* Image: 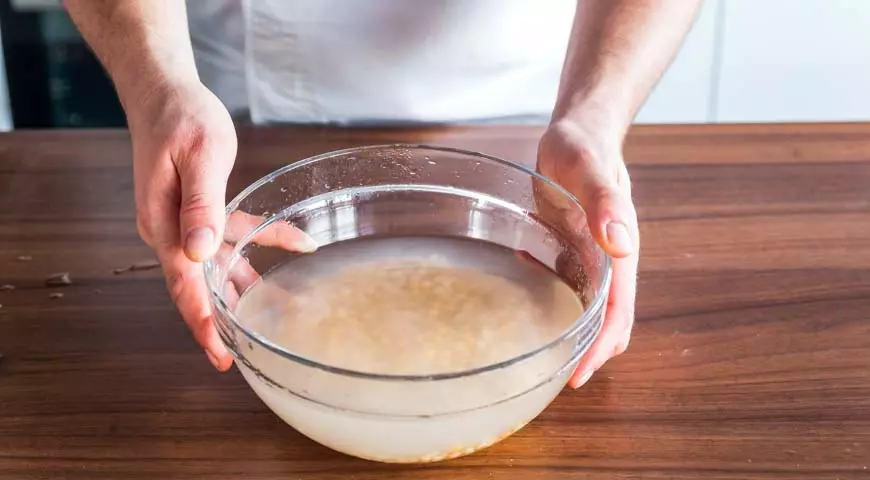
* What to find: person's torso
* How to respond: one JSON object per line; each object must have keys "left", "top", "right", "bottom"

{"left": 187, "top": 0, "right": 575, "bottom": 125}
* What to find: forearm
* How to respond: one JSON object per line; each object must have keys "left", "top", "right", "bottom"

{"left": 553, "top": 0, "right": 702, "bottom": 137}
{"left": 64, "top": 0, "right": 198, "bottom": 118}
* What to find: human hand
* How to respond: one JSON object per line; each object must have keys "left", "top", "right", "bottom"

{"left": 536, "top": 119, "right": 639, "bottom": 388}
{"left": 128, "top": 82, "right": 319, "bottom": 371}
{"left": 127, "top": 80, "right": 240, "bottom": 371}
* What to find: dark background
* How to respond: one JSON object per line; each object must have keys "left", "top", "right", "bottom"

{"left": 0, "top": 0, "right": 125, "bottom": 128}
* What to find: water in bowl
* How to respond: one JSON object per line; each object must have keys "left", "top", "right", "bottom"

{"left": 225, "top": 184, "right": 596, "bottom": 462}
{"left": 235, "top": 235, "right": 584, "bottom": 376}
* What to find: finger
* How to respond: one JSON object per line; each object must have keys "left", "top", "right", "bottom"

{"left": 514, "top": 249, "right": 549, "bottom": 271}
{"left": 568, "top": 251, "right": 638, "bottom": 388}
{"left": 225, "top": 211, "right": 318, "bottom": 252}
{"left": 222, "top": 280, "right": 241, "bottom": 312}
{"left": 176, "top": 132, "right": 237, "bottom": 263}
{"left": 160, "top": 247, "right": 234, "bottom": 371}
{"left": 214, "top": 242, "right": 261, "bottom": 297}
{"left": 562, "top": 161, "right": 638, "bottom": 259}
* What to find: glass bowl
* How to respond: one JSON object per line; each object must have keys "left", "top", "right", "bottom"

{"left": 204, "top": 144, "right": 611, "bottom": 463}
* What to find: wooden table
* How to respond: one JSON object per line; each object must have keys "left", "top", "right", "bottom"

{"left": 1, "top": 124, "right": 869, "bottom": 479}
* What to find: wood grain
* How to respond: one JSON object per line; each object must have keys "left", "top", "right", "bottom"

{"left": 1, "top": 124, "right": 869, "bottom": 479}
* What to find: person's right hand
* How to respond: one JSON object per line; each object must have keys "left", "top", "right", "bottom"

{"left": 127, "top": 80, "right": 238, "bottom": 371}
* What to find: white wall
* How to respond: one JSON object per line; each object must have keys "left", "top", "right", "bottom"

{"left": 635, "top": 0, "right": 721, "bottom": 123}
{"left": 637, "top": 0, "right": 870, "bottom": 124}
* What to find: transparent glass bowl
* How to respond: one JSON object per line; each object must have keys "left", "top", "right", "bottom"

{"left": 204, "top": 145, "right": 611, "bottom": 463}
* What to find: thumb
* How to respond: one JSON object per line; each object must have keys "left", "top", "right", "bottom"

{"left": 177, "top": 142, "right": 233, "bottom": 263}
{"left": 570, "top": 162, "right": 638, "bottom": 259}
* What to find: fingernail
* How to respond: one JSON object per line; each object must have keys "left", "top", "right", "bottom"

{"left": 185, "top": 227, "right": 216, "bottom": 262}
{"left": 605, "top": 221, "right": 634, "bottom": 255}
{"left": 572, "top": 370, "right": 594, "bottom": 389}
{"left": 298, "top": 233, "right": 319, "bottom": 253}
{"left": 205, "top": 349, "right": 221, "bottom": 369}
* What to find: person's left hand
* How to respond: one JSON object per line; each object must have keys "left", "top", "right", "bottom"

{"left": 536, "top": 119, "right": 640, "bottom": 389}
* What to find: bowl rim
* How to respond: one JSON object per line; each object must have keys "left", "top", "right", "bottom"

{"left": 204, "top": 143, "right": 613, "bottom": 382}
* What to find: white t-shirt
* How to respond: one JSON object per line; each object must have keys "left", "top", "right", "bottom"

{"left": 186, "top": 0, "right": 575, "bottom": 125}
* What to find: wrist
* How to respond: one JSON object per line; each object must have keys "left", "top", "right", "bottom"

{"left": 111, "top": 46, "right": 200, "bottom": 126}
{"left": 546, "top": 111, "right": 627, "bottom": 158}
{"left": 550, "top": 85, "right": 633, "bottom": 143}
{"left": 122, "top": 74, "right": 202, "bottom": 131}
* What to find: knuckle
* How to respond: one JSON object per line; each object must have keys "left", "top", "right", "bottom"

{"left": 589, "top": 182, "right": 622, "bottom": 206}
{"left": 136, "top": 199, "right": 168, "bottom": 236}
{"left": 169, "top": 114, "right": 206, "bottom": 141}
{"left": 135, "top": 216, "right": 153, "bottom": 246}
{"left": 179, "top": 191, "right": 213, "bottom": 219}
{"left": 172, "top": 117, "right": 232, "bottom": 159}
{"left": 169, "top": 123, "right": 209, "bottom": 161}
{"left": 589, "top": 181, "right": 638, "bottom": 223}
{"left": 135, "top": 201, "right": 161, "bottom": 237}
{"left": 613, "top": 336, "right": 630, "bottom": 357}
{"left": 160, "top": 115, "right": 211, "bottom": 154}
{"left": 164, "top": 269, "right": 187, "bottom": 304}
{"left": 135, "top": 192, "right": 179, "bottom": 251}
{"left": 181, "top": 121, "right": 210, "bottom": 153}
